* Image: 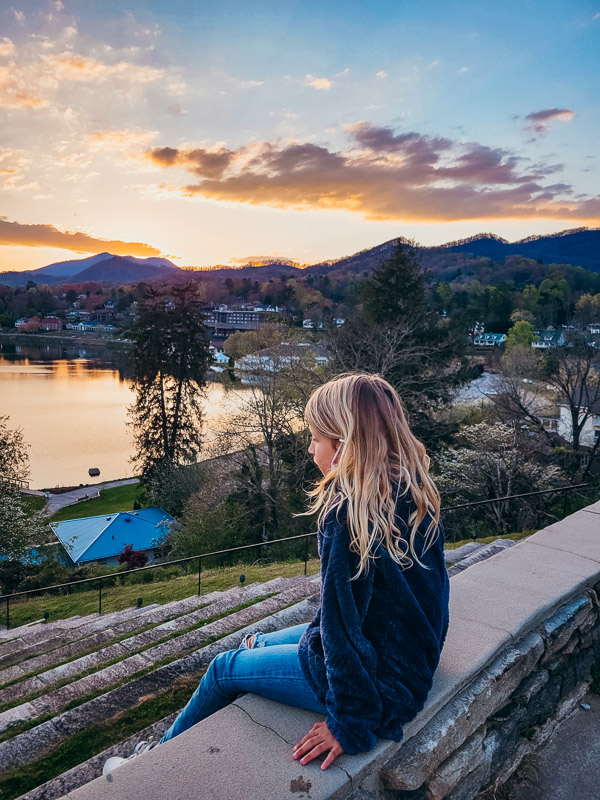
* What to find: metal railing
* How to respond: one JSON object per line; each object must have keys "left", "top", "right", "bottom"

{"left": 0, "top": 482, "right": 592, "bottom": 630}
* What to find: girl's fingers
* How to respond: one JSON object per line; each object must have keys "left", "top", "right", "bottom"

{"left": 298, "top": 742, "right": 328, "bottom": 765}
{"left": 293, "top": 734, "right": 320, "bottom": 757}
{"left": 320, "top": 747, "right": 340, "bottom": 770}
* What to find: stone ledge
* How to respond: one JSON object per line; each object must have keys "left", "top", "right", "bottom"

{"left": 54, "top": 502, "right": 600, "bottom": 800}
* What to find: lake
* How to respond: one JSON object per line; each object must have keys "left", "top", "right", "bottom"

{"left": 0, "top": 341, "right": 247, "bottom": 489}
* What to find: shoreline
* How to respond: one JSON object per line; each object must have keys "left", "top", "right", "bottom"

{"left": 0, "top": 330, "right": 132, "bottom": 349}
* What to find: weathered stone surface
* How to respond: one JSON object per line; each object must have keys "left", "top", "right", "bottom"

{"left": 0, "top": 719, "right": 63, "bottom": 773}
{"left": 0, "top": 673, "right": 45, "bottom": 706}
{"left": 444, "top": 542, "right": 483, "bottom": 565}
{"left": 381, "top": 633, "right": 544, "bottom": 791}
{"left": 426, "top": 727, "right": 486, "bottom": 799}
{"left": 513, "top": 668, "right": 549, "bottom": 705}
{"left": 541, "top": 596, "right": 594, "bottom": 661}
{"left": 30, "top": 653, "right": 151, "bottom": 715}
{"left": 447, "top": 539, "right": 515, "bottom": 577}
{"left": 0, "top": 594, "right": 319, "bottom": 771}
{"left": 0, "top": 699, "right": 38, "bottom": 733}
{"left": 0, "top": 635, "right": 68, "bottom": 669}
{"left": 66, "top": 700, "right": 351, "bottom": 800}
{"left": 0, "top": 663, "right": 27, "bottom": 686}
{"left": 7, "top": 630, "right": 115, "bottom": 680}
{"left": 36, "top": 643, "right": 130, "bottom": 685}
{"left": 446, "top": 760, "right": 491, "bottom": 800}
{"left": 521, "top": 672, "right": 562, "bottom": 730}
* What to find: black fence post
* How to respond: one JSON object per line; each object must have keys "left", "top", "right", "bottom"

{"left": 6, "top": 597, "right": 9, "bottom": 631}
{"left": 197, "top": 557, "right": 202, "bottom": 596}
{"left": 98, "top": 578, "right": 102, "bottom": 616}
{"left": 304, "top": 535, "right": 309, "bottom": 576}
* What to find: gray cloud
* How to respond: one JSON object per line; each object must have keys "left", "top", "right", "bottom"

{"left": 145, "top": 123, "right": 599, "bottom": 223}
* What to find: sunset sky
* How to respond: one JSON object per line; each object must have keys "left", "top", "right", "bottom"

{"left": 1, "top": 0, "right": 599, "bottom": 272}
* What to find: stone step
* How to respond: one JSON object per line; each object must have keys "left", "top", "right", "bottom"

{"left": 0, "top": 577, "right": 320, "bottom": 735}
{"left": 444, "top": 541, "right": 485, "bottom": 565}
{"left": 0, "top": 576, "right": 312, "bottom": 688}
{"left": 447, "top": 538, "right": 516, "bottom": 576}
{"left": 0, "top": 605, "right": 161, "bottom": 669}
{"left": 0, "top": 572, "right": 315, "bottom": 669}
{"left": 0, "top": 575, "right": 313, "bottom": 708}
{"left": 0, "top": 592, "right": 320, "bottom": 775}
{"left": 0, "top": 584, "right": 253, "bottom": 685}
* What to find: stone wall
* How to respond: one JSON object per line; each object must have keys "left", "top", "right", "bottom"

{"left": 62, "top": 501, "right": 600, "bottom": 800}
{"left": 378, "top": 590, "right": 599, "bottom": 799}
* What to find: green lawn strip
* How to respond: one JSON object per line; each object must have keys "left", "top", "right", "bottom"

{"left": 444, "top": 530, "right": 534, "bottom": 550}
{"left": 8, "top": 559, "right": 320, "bottom": 628}
{"left": 47, "top": 484, "right": 145, "bottom": 523}
{"left": 0, "top": 595, "right": 273, "bottom": 712}
{"left": 0, "top": 673, "right": 203, "bottom": 800}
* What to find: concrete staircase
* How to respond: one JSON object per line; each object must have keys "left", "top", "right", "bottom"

{"left": 0, "top": 540, "right": 515, "bottom": 800}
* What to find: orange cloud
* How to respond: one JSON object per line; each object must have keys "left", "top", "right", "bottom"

{"left": 0, "top": 218, "right": 162, "bottom": 257}
{"left": 145, "top": 124, "right": 600, "bottom": 223}
{"left": 88, "top": 128, "right": 159, "bottom": 151}
{"left": 305, "top": 74, "right": 332, "bottom": 90}
{"left": 0, "top": 38, "right": 15, "bottom": 57}
{"left": 0, "top": 64, "right": 49, "bottom": 108}
{"left": 46, "top": 52, "right": 164, "bottom": 83}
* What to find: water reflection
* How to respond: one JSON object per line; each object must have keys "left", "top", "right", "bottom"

{"left": 0, "top": 341, "right": 134, "bottom": 382}
{"left": 0, "top": 342, "right": 243, "bottom": 490}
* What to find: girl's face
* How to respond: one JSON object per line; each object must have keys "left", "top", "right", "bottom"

{"left": 307, "top": 423, "right": 342, "bottom": 475}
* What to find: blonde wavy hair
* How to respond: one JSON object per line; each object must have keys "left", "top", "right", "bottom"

{"left": 303, "top": 372, "right": 441, "bottom": 577}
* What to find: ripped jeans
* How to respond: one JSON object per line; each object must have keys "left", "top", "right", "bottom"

{"left": 159, "top": 623, "right": 326, "bottom": 743}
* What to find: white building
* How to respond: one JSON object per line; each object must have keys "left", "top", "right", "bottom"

{"left": 557, "top": 390, "right": 600, "bottom": 447}
{"left": 235, "top": 342, "right": 330, "bottom": 384}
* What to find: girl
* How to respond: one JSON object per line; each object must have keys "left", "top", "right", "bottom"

{"left": 104, "top": 372, "right": 449, "bottom": 773}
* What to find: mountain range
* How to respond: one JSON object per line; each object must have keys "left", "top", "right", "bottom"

{"left": 0, "top": 253, "right": 181, "bottom": 287}
{"left": 0, "top": 227, "right": 598, "bottom": 287}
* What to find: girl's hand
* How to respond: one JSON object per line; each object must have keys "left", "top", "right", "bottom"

{"left": 292, "top": 721, "right": 344, "bottom": 770}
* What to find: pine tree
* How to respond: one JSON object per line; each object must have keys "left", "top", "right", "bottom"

{"left": 129, "top": 283, "right": 212, "bottom": 482}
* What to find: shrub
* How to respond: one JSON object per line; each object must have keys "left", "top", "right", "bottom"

{"left": 117, "top": 544, "right": 148, "bottom": 570}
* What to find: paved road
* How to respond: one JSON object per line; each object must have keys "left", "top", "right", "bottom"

{"left": 44, "top": 478, "right": 140, "bottom": 514}
{"left": 505, "top": 692, "right": 600, "bottom": 800}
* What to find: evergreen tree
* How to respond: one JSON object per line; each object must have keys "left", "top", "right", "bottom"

{"left": 129, "top": 283, "right": 212, "bottom": 483}
{"left": 327, "top": 241, "right": 466, "bottom": 449}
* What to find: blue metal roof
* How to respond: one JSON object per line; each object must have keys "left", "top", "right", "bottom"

{"left": 50, "top": 507, "right": 174, "bottom": 563}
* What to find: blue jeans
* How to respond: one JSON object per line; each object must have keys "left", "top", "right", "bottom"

{"left": 159, "top": 623, "right": 326, "bottom": 743}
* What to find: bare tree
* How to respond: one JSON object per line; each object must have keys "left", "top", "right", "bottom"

{"left": 209, "top": 347, "right": 324, "bottom": 540}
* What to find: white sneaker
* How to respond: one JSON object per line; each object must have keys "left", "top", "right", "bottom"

{"left": 102, "top": 739, "right": 158, "bottom": 775}
{"left": 103, "top": 756, "right": 129, "bottom": 775}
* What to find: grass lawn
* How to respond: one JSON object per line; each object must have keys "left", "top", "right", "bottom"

{"left": 48, "top": 483, "right": 144, "bottom": 523}
{"left": 21, "top": 495, "right": 46, "bottom": 514}
{"left": 5, "top": 558, "right": 321, "bottom": 628}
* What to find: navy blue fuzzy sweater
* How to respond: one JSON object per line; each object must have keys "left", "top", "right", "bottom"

{"left": 297, "top": 491, "right": 449, "bottom": 755}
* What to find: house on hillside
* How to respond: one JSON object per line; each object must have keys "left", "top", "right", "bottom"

{"left": 473, "top": 333, "right": 506, "bottom": 347}
{"left": 39, "top": 316, "right": 62, "bottom": 331}
{"left": 50, "top": 508, "right": 175, "bottom": 567}
{"left": 235, "top": 342, "right": 330, "bottom": 384}
{"left": 531, "top": 329, "right": 565, "bottom": 349}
